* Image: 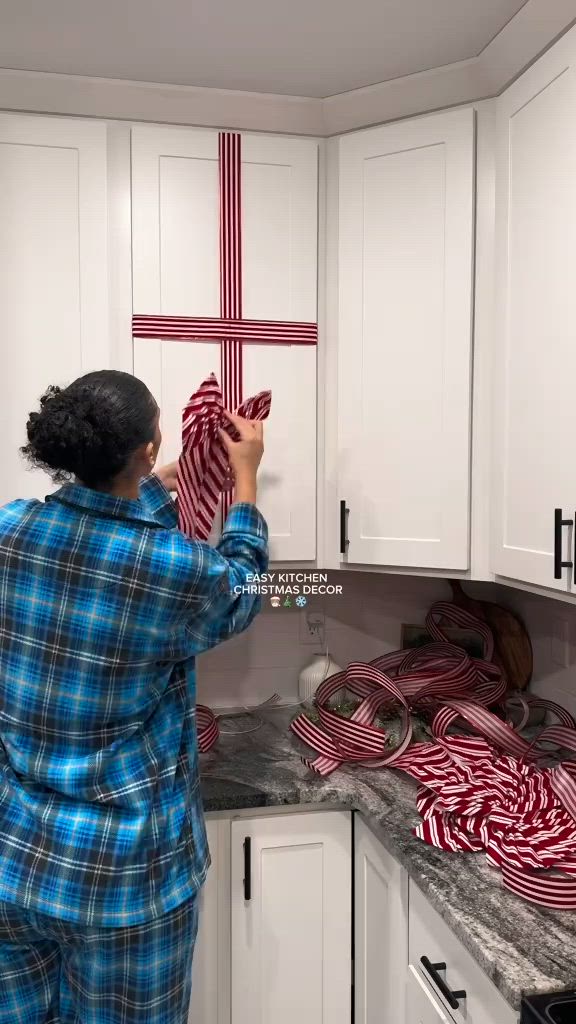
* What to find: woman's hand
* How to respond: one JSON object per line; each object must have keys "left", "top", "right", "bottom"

{"left": 219, "top": 413, "right": 264, "bottom": 505}
{"left": 155, "top": 461, "right": 178, "bottom": 493}
{"left": 219, "top": 413, "right": 264, "bottom": 475}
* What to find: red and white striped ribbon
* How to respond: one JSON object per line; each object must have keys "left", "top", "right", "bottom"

{"left": 219, "top": 131, "right": 242, "bottom": 437}
{"left": 197, "top": 705, "right": 220, "bottom": 754}
{"left": 177, "top": 373, "right": 270, "bottom": 754}
{"left": 132, "top": 315, "right": 315, "bottom": 348}
{"left": 134, "top": 131, "right": 318, "bottom": 522}
{"left": 177, "top": 373, "right": 271, "bottom": 542}
{"left": 291, "top": 602, "right": 576, "bottom": 909}
{"left": 132, "top": 316, "right": 317, "bottom": 345}
{"left": 291, "top": 603, "right": 506, "bottom": 776}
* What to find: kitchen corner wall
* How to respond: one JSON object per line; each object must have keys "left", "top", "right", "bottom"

{"left": 197, "top": 572, "right": 451, "bottom": 709}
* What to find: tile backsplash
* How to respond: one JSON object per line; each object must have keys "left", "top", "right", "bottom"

{"left": 197, "top": 572, "right": 576, "bottom": 714}
{"left": 197, "top": 572, "right": 451, "bottom": 708}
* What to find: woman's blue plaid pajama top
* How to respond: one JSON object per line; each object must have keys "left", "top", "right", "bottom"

{"left": 0, "top": 475, "right": 267, "bottom": 925}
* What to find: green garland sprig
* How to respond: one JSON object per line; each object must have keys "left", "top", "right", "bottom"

{"left": 302, "top": 698, "right": 432, "bottom": 748}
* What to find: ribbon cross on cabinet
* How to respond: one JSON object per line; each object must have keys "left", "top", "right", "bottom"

{"left": 131, "top": 126, "right": 319, "bottom": 560}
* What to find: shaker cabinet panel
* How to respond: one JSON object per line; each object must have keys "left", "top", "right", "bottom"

{"left": 0, "top": 113, "right": 109, "bottom": 505}
{"left": 230, "top": 811, "right": 351, "bottom": 1024}
{"left": 131, "top": 126, "right": 318, "bottom": 560}
{"left": 337, "top": 108, "right": 474, "bottom": 571}
{"left": 354, "top": 816, "right": 408, "bottom": 1024}
{"left": 188, "top": 819, "right": 218, "bottom": 1024}
{"left": 492, "top": 28, "right": 576, "bottom": 591}
{"left": 188, "top": 818, "right": 230, "bottom": 1024}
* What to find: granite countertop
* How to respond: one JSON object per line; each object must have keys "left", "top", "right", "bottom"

{"left": 200, "top": 706, "right": 576, "bottom": 1011}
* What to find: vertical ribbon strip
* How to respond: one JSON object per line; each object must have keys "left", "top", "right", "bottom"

{"left": 133, "top": 130, "right": 318, "bottom": 526}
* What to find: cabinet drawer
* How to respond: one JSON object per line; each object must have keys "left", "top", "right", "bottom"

{"left": 409, "top": 883, "right": 517, "bottom": 1024}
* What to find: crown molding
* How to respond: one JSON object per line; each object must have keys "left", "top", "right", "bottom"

{"left": 322, "top": 58, "right": 482, "bottom": 135}
{"left": 0, "top": 0, "right": 573, "bottom": 137}
{"left": 0, "top": 68, "right": 325, "bottom": 136}
{"left": 323, "top": 0, "right": 576, "bottom": 134}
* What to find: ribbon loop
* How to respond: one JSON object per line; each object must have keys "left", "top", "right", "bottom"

{"left": 291, "top": 601, "right": 576, "bottom": 909}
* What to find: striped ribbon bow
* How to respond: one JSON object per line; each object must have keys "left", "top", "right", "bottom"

{"left": 291, "top": 602, "right": 576, "bottom": 909}
{"left": 177, "top": 373, "right": 271, "bottom": 541}
{"left": 177, "top": 373, "right": 270, "bottom": 753}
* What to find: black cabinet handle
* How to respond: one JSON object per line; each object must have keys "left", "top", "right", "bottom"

{"left": 420, "top": 956, "right": 466, "bottom": 1010}
{"left": 554, "top": 509, "right": 573, "bottom": 579}
{"left": 569, "top": 512, "right": 573, "bottom": 585}
{"left": 340, "top": 500, "right": 349, "bottom": 555}
{"left": 243, "top": 837, "right": 251, "bottom": 901}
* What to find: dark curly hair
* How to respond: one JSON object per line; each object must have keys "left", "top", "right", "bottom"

{"left": 21, "top": 371, "right": 158, "bottom": 488}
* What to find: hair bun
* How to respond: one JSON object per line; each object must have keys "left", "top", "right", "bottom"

{"left": 21, "top": 370, "right": 158, "bottom": 488}
{"left": 24, "top": 385, "right": 126, "bottom": 485}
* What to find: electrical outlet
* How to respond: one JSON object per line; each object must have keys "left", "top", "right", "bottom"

{"left": 300, "top": 610, "right": 326, "bottom": 647}
{"left": 551, "top": 616, "right": 571, "bottom": 668}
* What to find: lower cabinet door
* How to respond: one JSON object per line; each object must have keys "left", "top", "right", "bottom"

{"left": 409, "top": 882, "right": 518, "bottom": 1024}
{"left": 407, "top": 965, "right": 455, "bottom": 1023}
{"left": 354, "top": 816, "right": 408, "bottom": 1023}
{"left": 189, "top": 818, "right": 230, "bottom": 1024}
{"left": 230, "top": 811, "right": 351, "bottom": 1024}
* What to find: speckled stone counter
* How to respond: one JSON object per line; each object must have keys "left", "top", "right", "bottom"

{"left": 200, "top": 707, "right": 576, "bottom": 1011}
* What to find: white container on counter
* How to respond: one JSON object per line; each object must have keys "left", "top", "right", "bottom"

{"left": 298, "top": 653, "right": 344, "bottom": 704}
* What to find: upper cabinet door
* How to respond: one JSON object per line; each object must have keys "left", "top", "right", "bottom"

{"left": 131, "top": 127, "right": 318, "bottom": 560}
{"left": 0, "top": 114, "right": 109, "bottom": 505}
{"left": 337, "top": 108, "right": 474, "bottom": 570}
{"left": 493, "top": 28, "right": 576, "bottom": 592}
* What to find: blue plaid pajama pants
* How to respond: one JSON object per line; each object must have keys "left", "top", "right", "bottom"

{"left": 0, "top": 897, "right": 198, "bottom": 1024}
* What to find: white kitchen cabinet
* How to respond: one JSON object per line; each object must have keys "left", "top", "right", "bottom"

{"left": 354, "top": 816, "right": 408, "bottom": 1024}
{"left": 0, "top": 112, "right": 109, "bottom": 505}
{"left": 191, "top": 811, "right": 521, "bottom": 1024}
{"left": 131, "top": 126, "right": 318, "bottom": 561}
{"left": 230, "top": 810, "right": 351, "bottom": 1024}
{"left": 189, "top": 818, "right": 230, "bottom": 1024}
{"left": 492, "top": 26, "right": 576, "bottom": 592}
{"left": 337, "top": 108, "right": 474, "bottom": 572}
{"left": 408, "top": 882, "right": 517, "bottom": 1024}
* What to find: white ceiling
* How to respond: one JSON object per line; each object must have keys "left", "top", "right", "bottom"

{"left": 1, "top": 0, "right": 529, "bottom": 98}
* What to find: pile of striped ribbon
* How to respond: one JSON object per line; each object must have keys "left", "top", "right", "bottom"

{"left": 176, "top": 373, "right": 271, "bottom": 753}
{"left": 291, "top": 602, "right": 576, "bottom": 909}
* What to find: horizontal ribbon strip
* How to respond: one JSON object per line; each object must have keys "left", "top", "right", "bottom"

{"left": 133, "top": 315, "right": 318, "bottom": 345}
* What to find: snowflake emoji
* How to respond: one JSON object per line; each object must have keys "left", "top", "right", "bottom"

{"left": 295, "top": 595, "right": 307, "bottom": 608}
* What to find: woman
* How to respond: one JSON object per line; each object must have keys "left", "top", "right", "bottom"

{"left": 0, "top": 370, "right": 267, "bottom": 1023}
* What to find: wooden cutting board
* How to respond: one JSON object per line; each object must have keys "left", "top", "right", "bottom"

{"left": 448, "top": 580, "right": 533, "bottom": 690}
